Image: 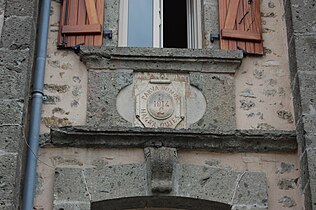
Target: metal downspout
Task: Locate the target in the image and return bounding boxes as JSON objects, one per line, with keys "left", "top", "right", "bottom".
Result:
{"left": 22, "top": 0, "right": 51, "bottom": 209}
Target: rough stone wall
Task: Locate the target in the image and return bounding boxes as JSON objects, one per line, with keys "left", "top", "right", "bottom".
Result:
{"left": 284, "top": 0, "right": 316, "bottom": 209}
{"left": 0, "top": 0, "right": 37, "bottom": 209}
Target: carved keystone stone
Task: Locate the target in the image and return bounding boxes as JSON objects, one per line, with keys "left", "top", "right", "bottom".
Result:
{"left": 144, "top": 147, "right": 177, "bottom": 194}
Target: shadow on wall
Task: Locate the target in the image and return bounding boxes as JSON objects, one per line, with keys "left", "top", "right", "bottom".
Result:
{"left": 91, "top": 196, "right": 232, "bottom": 210}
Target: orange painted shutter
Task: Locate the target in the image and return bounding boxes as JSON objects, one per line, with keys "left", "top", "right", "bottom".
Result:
{"left": 57, "top": 0, "right": 104, "bottom": 48}
{"left": 219, "top": 0, "right": 263, "bottom": 55}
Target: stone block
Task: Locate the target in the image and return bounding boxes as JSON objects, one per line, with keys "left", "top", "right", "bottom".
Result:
{"left": 0, "top": 201, "right": 14, "bottom": 210}
{"left": 290, "top": 0, "right": 316, "bottom": 34}
{"left": 0, "top": 67, "right": 27, "bottom": 99}
{"left": 0, "top": 154, "right": 18, "bottom": 201}
{"left": 0, "top": 126, "right": 22, "bottom": 152}
{"left": 104, "top": 0, "right": 119, "bottom": 47}
{"left": 297, "top": 72, "right": 316, "bottom": 115}
{"left": 144, "top": 147, "right": 177, "bottom": 193}
{"left": 87, "top": 70, "right": 133, "bottom": 127}
{"left": 85, "top": 164, "right": 147, "bottom": 201}
{"left": 189, "top": 73, "right": 236, "bottom": 131}
{"left": 203, "top": 0, "right": 220, "bottom": 49}
{"left": 53, "top": 168, "right": 90, "bottom": 202}
{"left": 295, "top": 34, "right": 316, "bottom": 73}
{"left": 54, "top": 202, "right": 90, "bottom": 210}
{"left": 176, "top": 164, "right": 267, "bottom": 208}
{"left": 0, "top": 100, "right": 23, "bottom": 125}
{"left": 0, "top": 49, "right": 29, "bottom": 71}
{"left": 4, "top": 0, "right": 34, "bottom": 17}
{"left": 1, "top": 16, "right": 33, "bottom": 49}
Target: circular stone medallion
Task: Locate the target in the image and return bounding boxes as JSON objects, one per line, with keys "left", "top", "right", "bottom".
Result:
{"left": 147, "top": 91, "right": 174, "bottom": 120}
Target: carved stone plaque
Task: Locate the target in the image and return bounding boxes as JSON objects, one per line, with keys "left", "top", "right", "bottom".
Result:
{"left": 134, "top": 73, "right": 187, "bottom": 129}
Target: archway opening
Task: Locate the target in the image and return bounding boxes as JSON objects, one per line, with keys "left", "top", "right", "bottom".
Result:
{"left": 91, "top": 196, "right": 232, "bottom": 210}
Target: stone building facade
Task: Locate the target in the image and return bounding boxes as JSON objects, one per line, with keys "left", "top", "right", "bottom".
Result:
{"left": 0, "top": 0, "right": 315, "bottom": 210}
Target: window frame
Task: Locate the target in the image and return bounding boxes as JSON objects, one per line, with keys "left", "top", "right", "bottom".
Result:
{"left": 118, "top": 0, "right": 202, "bottom": 49}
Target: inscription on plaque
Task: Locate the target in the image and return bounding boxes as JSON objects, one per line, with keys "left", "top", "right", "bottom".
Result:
{"left": 136, "top": 83, "right": 184, "bottom": 128}
{"left": 147, "top": 91, "right": 174, "bottom": 120}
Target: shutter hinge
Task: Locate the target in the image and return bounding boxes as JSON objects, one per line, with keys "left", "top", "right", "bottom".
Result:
{"left": 210, "top": 33, "right": 220, "bottom": 43}
{"left": 103, "top": 29, "right": 113, "bottom": 39}
{"left": 237, "top": 46, "right": 248, "bottom": 57}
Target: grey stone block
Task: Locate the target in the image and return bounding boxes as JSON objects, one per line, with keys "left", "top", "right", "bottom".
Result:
{"left": 4, "top": 0, "right": 34, "bottom": 17}
{"left": 0, "top": 154, "right": 18, "bottom": 201}
{"left": 145, "top": 147, "right": 177, "bottom": 193}
{"left": 87, "top": 70, "right": 133, "bottom": 127}
{"left": 0, "top": 126, "right": 22, "bottom": 152}
{"left": 0, "top": 201, "right": 14, "bottom": 210}
{"left": 176, "top": 164, "right": 267, "bottom": 208}
{"left": 295, "top": 34, "right": 316, "bottom": 73}
{"left": 0, "top": 49, "right": 30, "bottom": 71}
{"left": 189, "top": 73, "right": 236, "bottom": 131}
{"left": 85, "top": 164, "right": 147, "bottom": 201}
{"left": 53, "top": 168, "right": 90, "bottom": 202}
{"left": 54, "top": 202, "right": 90, "bottom": 210}
{"left": 104, "top": 0, "right": 119, "bottom": 47}
{"left": 290, "top": 0, "right": 316, "bottom": 34}
{"left": 297, "top": 72, "right": 316, "bottom": 115}
{"left": 0, "top": 67, "right": 27, "bottom": 99}
{"left": 0, "top": 100, "right": 23, "bottom": 125}
{"left": 1, "top": 16, "right": 33, "bottom": 49}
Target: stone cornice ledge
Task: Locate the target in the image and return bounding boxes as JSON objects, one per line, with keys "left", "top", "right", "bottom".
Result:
{"left": 46, "top": 126, "right": 297, "bottom": 152}
{"left": 79, "top": 47, "right": 243, "bottom": 73}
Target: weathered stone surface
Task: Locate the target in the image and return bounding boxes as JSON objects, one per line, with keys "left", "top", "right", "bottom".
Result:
{"left": 85, "top": 164, "right": 147, "bottom": 201}
{"left": 0, "top": 201, "right": 14, "bottom": 210}
{"left": 203, "top": 0, "right": 219, "bottom": 49}
{"left": 176, "top": 164, "right": 268, "bottom": 208}
{"left": 189, "top": 73, "right": 236, "bottom": 131}
{"left": 80, "top": 47, "right": 243, "bottom": 73}
{"left": 87, "top": 70, "right": 133, "bottom": 127}
{"left": 54, "top": 168, "right": 90, "bottom": 202}
{"left": 54, "top": 163, "right": 266, "bottom": 209}
{"left": 1, "top": 16, "right": 32, "bottom": 49}
{"left": 297, "top": 72, "right": 316, "bottom": 115}
{"left": 104, "top": 0, "right": 119, "bottom": 47}
{"left": 49, "top": 126, "right": 298, "bottom": 152}
{"left": 4, "top": 0, "right": 34, "bottom": 17}
{"left": 144, "top": 147, "right": 177, "bottom": 193}
{"left": 290, "top": 0, "right": 316, "bottom": 34}
{"left": 0, "top": 67, "right": 27, "bottom": 99}
{"left": 54, "top": 202, "right": 90, "bottom": 210}
{"left": 295, "top": 35, "right": 316, "bottom": 73}
{"left": 0, "top": 49, "right": 30, "bottom": 71}
{"left": 0, "top": 100, "right": 23, "bottom": 125}
{"left": 0, "top": 126, "right": 22, "bottom": 152}
{"left": 0, "top": 154, "right": 18, "bottom": 201}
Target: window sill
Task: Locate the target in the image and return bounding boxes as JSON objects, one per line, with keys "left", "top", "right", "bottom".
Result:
{"left": 79, "top": 47, "right": 243, "bottom": 73}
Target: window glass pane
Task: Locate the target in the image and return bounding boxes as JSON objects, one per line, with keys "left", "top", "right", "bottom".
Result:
{"left": 128, "top": 0, "right": 153, "bottom": 47}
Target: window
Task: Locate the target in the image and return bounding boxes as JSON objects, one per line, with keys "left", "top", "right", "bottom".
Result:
{"left": 118, "top": 0, "right": 202, "bottom": 49}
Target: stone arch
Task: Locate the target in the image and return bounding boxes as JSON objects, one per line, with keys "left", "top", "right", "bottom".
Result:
{"left": 91, "top": 196, "right": 232, "bottom": 210}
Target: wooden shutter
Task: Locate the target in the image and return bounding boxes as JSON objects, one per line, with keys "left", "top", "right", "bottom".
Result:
{"left": 57, "top": 0, "right": 104, "bottom": 48}
{"left": 219, "top": 0, "right": 263, "bottom": 55}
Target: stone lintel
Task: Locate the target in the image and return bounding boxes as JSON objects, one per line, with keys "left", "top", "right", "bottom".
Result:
{"left": 144, "top": 147, "right": 177, "bottom": 194}
{"left": 79, "top": 47, "right": 243, "bottom": 73}
{"left": 48, "top": 126, "right": 297, "bottom": 152}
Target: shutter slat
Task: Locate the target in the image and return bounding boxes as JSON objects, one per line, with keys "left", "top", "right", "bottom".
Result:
{"left": 219, "top": 0, "right": 229, "bottom": 50}
{"left": 77, "top": 0, "right": 87, "bottom": 45}
{"left": 236, "top": 0, "right": 246, "bottom": 51}
{"left": 85, "top": 0, "right": 99, "bottom": 24}
{"left": 94, "top": 0, "right": 104, "bottom": 46}
{"left": 253, "top": 0, "right": 263, "bottom": 54}
{"left": 67, "top": 0, "right": 79, "bottom": 47}
{"left": 224, "top": 0, "right": 239, "bottom": 29}
{"left": 222, "top": 29, "right": 261, "bottom": 41}
{"left": 62, "top": 24, "right": 102, "bottom": 35}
